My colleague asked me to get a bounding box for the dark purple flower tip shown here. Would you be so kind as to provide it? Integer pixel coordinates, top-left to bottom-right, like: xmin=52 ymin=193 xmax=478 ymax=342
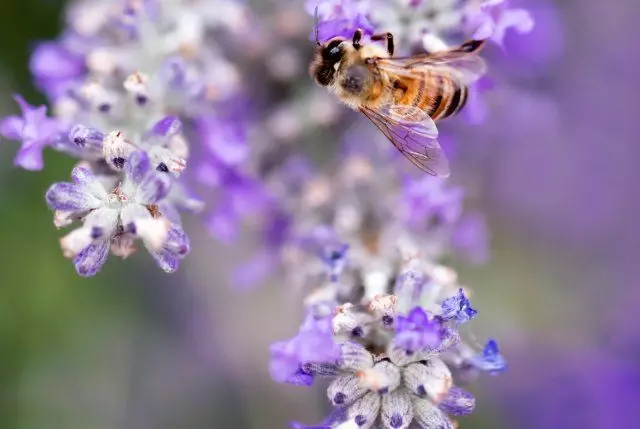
xmin=125 ymin=150 xmax=151 ymax=184
xmin=354 ymin=415 xmax=367 ymax=426
xmin=125 ymin=222 xmax=137 ymax=234
xmin=69 ymin=124 xmax=104 ymax=149
xmin=333 ymin=392 xmax=346 ymax=405
xmin=151 ymin=116 xmax=182 ymax=137
xmin=135 ymin=94 xmax=149 ymax=106
xmin=351 ymin=326 xmax=364 ymax=338
xmin=112 ymin=157 xmax=126 ymax=169
xmin=389 ymin=414 xmax=403 ymax=428
xmin=439 ymin=387 xmax=475 ymax=416
xmin=417 ymin=385 xmax=427 ymax=397
xmin=90 ymin=227 xmax=104 ymax=239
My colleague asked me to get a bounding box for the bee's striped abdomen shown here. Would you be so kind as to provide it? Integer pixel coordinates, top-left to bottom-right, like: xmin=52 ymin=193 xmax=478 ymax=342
xmin=391 ymin=70 xmax=469 ymax=121
xmin=440 ymin=85 xmax=468 ymax=119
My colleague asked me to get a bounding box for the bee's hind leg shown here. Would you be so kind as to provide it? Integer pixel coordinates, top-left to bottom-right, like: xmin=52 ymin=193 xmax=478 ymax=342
xmin=371 ymin=32 xmax=395 ymax=57
xmin=353 ymin=29 xmax=363 ymax=50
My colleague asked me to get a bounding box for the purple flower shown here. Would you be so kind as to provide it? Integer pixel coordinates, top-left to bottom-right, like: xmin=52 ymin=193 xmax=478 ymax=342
xmin=196 ymin=115 xmax=249 ymax=167
xmin=29 ymin=41 xmax=85 ymax=98
xmin=394 ymin=307 xmax=442 ymax=353
xmin=467 ymin=339 xmax=507 ymax=374
xmin=0 ymin=96 xmax=65 ymax=170
xmin=309 ymin=0 xmax=375 ymax=42
xmin=468 ymin=0 xmax=535 ymax=48
xmin=440 ymin=289 xmax=478 ymax=325
xmin=45 ymin=151 xmax=188 ymax=276
xmin=401 ymin=176 xmax=463 ymax=230
xmin=299 ymin=226 xmax=349 ymax=282
xmin=198 ymin=162 xmax=270 ymax=243
xmin=270 ymin=311 xmax=341 ymax=385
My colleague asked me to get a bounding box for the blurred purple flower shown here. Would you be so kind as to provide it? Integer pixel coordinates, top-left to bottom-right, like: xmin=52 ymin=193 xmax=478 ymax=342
xmin=309 ymin=0 xmax=374 ymax=42
xmin=0 ymin=96 xmax=65 ymax=170
xmin=468 ymin=339 xmax=507 ymax=374
xmin=270 ymin=311 xmax=340 ymax=384
xmin=299 ymin=225 xmax=349 ymax=282
xmin=29 ymin=41 xmax=85 ymax=98
xmin=401 ymin=176 xmax=463 ymax=229
xmin=394 ymin=307 xmax=442 ymax=353
xmin=198 ymin=161 xmax=270 ymax=243
xmin=468 ymin=0 xmax=535 ymax=47
xmin=196 ymin=115 xmax=249 ymax=167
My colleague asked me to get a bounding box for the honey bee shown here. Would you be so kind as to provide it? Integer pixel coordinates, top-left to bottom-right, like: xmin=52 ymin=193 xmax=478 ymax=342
xmin=310 ymin=20 xmax=487 ymax=177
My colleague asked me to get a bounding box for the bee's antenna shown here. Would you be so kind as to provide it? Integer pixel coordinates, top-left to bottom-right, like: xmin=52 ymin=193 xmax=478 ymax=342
xmin=314 ymin=5 xmax=321 ymax=46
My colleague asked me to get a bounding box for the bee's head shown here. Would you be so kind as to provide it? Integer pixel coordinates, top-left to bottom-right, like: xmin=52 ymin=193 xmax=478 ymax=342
xmin=311 ymin=37 xmax=347 ymax=86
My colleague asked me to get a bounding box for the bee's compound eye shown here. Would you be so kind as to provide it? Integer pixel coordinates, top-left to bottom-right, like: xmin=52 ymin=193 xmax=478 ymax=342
xmin=323 ymin=39 xmax=344 ymax=61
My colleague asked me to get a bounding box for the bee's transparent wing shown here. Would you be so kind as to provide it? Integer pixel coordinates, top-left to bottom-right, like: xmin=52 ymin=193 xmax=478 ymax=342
xmin=376 ymin=39 xmax=487 ymax=85
xmin=359 ymin=104 xmax=450 ymax=177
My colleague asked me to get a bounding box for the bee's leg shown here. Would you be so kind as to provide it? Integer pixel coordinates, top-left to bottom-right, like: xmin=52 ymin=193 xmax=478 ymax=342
xmin=352 ymin=29 xmax=363 ymax=50
xmin=371 ymin=32 xmax=395 ymax=57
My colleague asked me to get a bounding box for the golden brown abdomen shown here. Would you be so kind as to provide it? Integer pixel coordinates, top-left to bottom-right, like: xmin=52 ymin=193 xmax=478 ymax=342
xmin=393 ymin=70 xmax=468 ymax=121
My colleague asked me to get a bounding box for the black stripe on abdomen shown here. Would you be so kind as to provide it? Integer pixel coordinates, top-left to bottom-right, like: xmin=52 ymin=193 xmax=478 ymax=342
xmin=442 ymin=86 xmax=462 ymax=119
xmin=427 ymin=74 xmax=445 ymax=117
xmin=453 ymin=86 xmax=468 ymax=115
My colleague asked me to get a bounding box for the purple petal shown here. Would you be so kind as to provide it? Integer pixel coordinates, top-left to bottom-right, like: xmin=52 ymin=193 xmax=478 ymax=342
xmin=14 ymin=142 xmax=45 ymax=170
xmin=438 ymin=387 xmax=475 ymax=416
xmin=125 ymin=150 xmax=151 ymax=185
xmin=150 ymin=249 xmax=180 ymax=273
xmin=158 ymin=201 xmax=182 ymax=224
xmin=46 ymin=182 xmax=92 ymax=211
xmin=138 ymin=171 xmax=172 ymax=204
xmin=164 ymin=225 xmax=190 ymax=257
xmin=29 ymin=42 xmax=84 ymax=83
xmin=149 ymin=224 xmax=190 ymax=273
xmin=71 ymin=166 xmax=97 ymax=186
xmin=68 ymin=124 xmax=104 ymax=152
xmin=492 ymin=8 xmax=535 ymax=47
xmin=269 ymin=341 xmax=301 ymax=384
xmin=0 ymin=116 xmax=23 ymax=140
xmin=73 ymin=239 xmax=109 ymax=277
xmin=150 ymin=116 xmax=182 ymax=137
xmin=198 ymin=116 xmax=249 ymax=166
